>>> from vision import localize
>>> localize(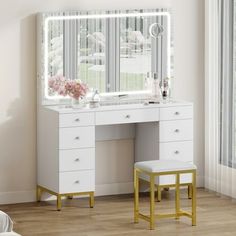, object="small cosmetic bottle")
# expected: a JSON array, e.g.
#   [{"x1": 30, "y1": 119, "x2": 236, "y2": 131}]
[
  {"x1": 161, "y1": 77, "x2": 170, "y2": 102},
  {"x1": 144, "y1": 72, "x2": 153, "y2": 92},
  {"x1": 152, "y1": 72, "x2": 161, "y2": 100}
]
